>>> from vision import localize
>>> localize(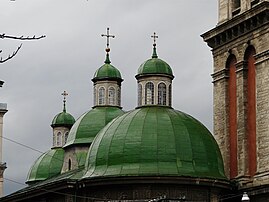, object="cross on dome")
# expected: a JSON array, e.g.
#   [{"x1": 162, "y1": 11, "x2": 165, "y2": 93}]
[
  {"x1": 61, "y1": 91, "x2": 68, "y2": 112},
  {"x1": 151, "y1": 32, "x2": 158, "y2": 46},
  {"x1": 151, "y1": 32, "x2": 158, "y2": 58},
  {"x1": 101, "y1": 27, "x2": 115, "y2": 53}
]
